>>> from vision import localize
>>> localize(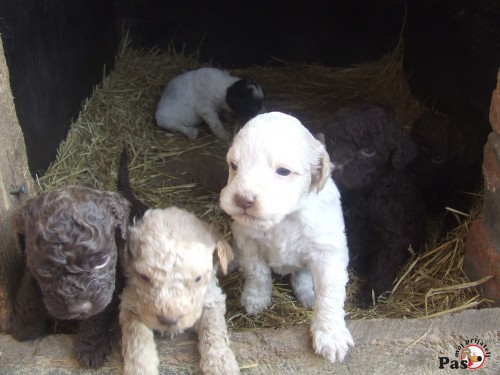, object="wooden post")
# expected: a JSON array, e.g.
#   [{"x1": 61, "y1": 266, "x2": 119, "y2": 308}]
[{"x1": 0, "y1": 36, "x2": 36, "y2": 332}]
